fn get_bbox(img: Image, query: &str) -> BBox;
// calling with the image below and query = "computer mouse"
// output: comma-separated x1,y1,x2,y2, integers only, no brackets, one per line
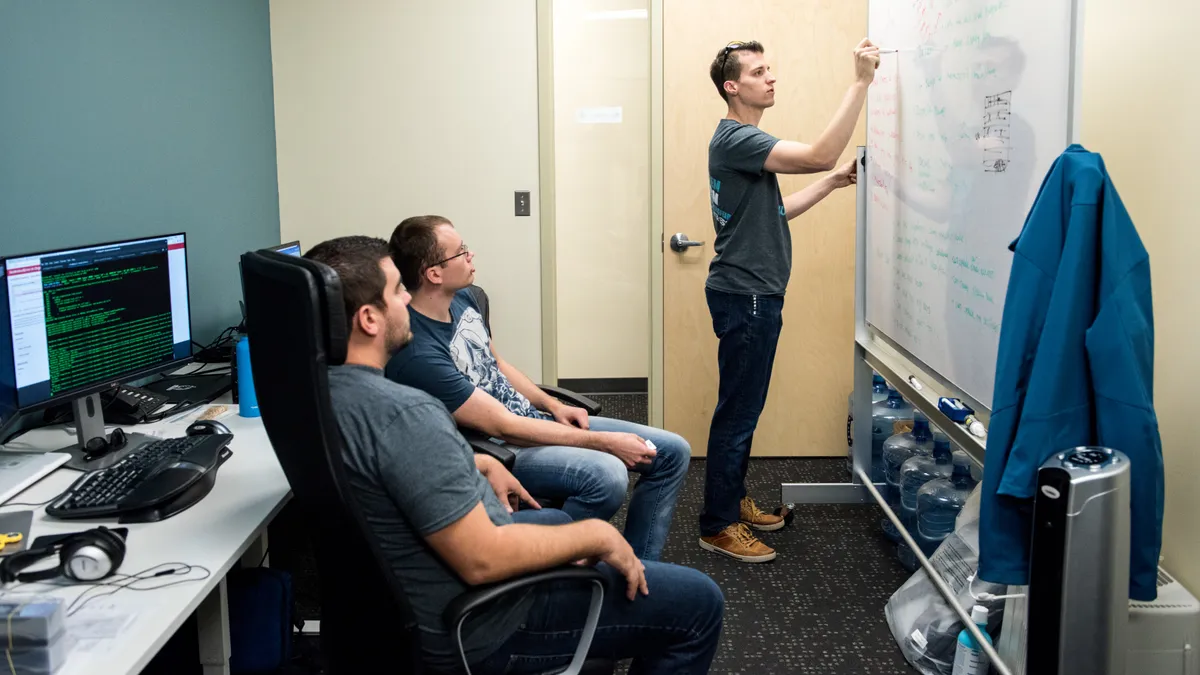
186,419,232,436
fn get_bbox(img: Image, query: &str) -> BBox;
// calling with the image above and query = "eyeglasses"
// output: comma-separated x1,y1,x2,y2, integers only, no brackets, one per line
432,243,469,266
719,41,747,80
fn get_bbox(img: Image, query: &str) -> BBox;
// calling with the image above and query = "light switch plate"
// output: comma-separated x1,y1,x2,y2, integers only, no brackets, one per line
515,191,531,217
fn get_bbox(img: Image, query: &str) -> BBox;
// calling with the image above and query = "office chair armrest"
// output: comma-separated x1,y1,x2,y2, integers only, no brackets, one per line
444,566,608,675
461,429,515,470
539,386,602,416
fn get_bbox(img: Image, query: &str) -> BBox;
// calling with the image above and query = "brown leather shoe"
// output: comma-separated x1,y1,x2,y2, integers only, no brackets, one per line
699,523,777,562
740,496,786,532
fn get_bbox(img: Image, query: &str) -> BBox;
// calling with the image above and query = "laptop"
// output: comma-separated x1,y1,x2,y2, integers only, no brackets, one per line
0,452,71,505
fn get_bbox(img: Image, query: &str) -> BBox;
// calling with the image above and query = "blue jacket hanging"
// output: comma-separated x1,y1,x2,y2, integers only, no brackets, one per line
979,144,1163,601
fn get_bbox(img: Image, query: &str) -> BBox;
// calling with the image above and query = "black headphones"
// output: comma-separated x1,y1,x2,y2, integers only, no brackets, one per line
0,527,126,584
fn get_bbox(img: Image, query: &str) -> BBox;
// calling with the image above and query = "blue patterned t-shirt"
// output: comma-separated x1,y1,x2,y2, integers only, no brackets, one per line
385,289,549,420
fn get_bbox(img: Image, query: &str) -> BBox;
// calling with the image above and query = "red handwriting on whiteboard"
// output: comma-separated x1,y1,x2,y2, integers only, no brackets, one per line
912,0,944,40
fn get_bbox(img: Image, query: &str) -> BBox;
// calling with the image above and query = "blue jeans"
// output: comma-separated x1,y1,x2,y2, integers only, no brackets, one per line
476,561,723,675
699,288,784,537
510,417,690,561
509,508,574,526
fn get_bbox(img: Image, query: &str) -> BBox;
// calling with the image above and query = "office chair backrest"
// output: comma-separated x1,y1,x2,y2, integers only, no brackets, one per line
239,250,423,673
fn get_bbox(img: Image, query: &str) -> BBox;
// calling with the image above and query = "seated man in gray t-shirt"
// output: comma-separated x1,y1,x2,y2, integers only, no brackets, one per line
306,236,724,674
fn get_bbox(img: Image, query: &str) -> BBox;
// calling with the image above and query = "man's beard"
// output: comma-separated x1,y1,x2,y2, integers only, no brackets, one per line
384,321,413,354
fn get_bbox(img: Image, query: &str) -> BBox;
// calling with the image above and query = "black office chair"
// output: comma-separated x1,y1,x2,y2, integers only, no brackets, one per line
240,250,614,675
459,284,600,471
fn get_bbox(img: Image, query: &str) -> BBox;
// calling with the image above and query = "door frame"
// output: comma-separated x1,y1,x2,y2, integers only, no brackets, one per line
537,0,666,411
537,0,558,384
649,0,666,428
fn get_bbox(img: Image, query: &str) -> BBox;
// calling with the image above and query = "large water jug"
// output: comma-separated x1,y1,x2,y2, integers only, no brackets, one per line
915,451,979,556
880,411,935,541
899,437,953,538
870,388,913,482
845,374,889,475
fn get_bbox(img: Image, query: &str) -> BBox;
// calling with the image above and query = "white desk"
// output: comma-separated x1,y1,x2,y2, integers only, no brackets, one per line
0,404,291,675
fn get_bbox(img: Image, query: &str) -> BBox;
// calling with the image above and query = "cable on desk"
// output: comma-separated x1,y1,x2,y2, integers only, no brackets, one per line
0,498,54,509
186,326,241,367
5,562,212,617
64,563,212,616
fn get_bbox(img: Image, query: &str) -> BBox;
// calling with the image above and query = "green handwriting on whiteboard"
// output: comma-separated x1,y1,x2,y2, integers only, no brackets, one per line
952,300,1001,333
916,130,950,143
951,255,995,279
952,0,1009,26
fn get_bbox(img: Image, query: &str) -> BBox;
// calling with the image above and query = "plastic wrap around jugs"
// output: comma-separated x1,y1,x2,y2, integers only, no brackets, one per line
868,388,914,482
899,437,953,540
915,451,978,557
845,374,889,475
880,411,935,541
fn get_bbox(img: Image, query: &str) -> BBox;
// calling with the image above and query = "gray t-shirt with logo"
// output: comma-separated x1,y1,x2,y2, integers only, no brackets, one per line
326,364,529,670
706,119,790,296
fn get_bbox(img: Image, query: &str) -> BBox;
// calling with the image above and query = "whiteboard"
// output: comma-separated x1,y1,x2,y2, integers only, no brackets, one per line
865,0,1079,409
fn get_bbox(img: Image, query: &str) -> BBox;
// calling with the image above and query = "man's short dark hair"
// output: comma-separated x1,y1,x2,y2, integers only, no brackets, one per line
709,41,765,103
389,215,452,291
303,235,391,334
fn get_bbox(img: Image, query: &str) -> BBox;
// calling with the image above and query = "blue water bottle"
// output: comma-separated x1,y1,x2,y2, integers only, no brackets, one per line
236,335,260,418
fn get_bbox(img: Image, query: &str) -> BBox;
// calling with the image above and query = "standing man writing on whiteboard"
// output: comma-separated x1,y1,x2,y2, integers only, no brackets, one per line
699,39,879,562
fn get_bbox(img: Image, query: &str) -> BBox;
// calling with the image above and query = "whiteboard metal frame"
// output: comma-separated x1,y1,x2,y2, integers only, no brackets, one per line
1068,0,1086,144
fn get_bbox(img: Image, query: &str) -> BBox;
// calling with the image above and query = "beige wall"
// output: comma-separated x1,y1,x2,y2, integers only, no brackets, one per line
270,0,545,379
552,2,651,380
1081,0,1200,589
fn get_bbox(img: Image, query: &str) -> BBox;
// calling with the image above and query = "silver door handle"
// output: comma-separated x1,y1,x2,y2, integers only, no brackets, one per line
669,233,704,252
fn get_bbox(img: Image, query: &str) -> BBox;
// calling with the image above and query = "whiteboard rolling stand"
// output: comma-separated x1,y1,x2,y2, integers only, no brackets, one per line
781,146,1014,675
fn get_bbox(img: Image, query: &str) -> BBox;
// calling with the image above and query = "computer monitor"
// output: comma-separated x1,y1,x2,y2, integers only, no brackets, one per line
0,233,193,453
271,241,301,256
0,291,17,439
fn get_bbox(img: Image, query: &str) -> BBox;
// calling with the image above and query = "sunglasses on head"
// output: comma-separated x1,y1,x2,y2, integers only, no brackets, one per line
720,41,748,80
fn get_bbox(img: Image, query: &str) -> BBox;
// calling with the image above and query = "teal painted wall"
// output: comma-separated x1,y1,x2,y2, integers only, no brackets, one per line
0,1,280,342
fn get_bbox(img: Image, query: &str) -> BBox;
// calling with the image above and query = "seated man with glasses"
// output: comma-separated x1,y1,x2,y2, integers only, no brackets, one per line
306,235,723,673
385,215,689,563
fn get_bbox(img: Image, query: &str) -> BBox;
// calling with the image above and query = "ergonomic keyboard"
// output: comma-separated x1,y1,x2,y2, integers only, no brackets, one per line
46,434,233,522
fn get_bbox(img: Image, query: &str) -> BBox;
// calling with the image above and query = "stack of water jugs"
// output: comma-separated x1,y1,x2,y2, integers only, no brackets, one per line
844,373,891,476
916,450,978,557
871,387,914,484
854,379,980,571
881,410,935,542
846,376,917,483
896,436,955,570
